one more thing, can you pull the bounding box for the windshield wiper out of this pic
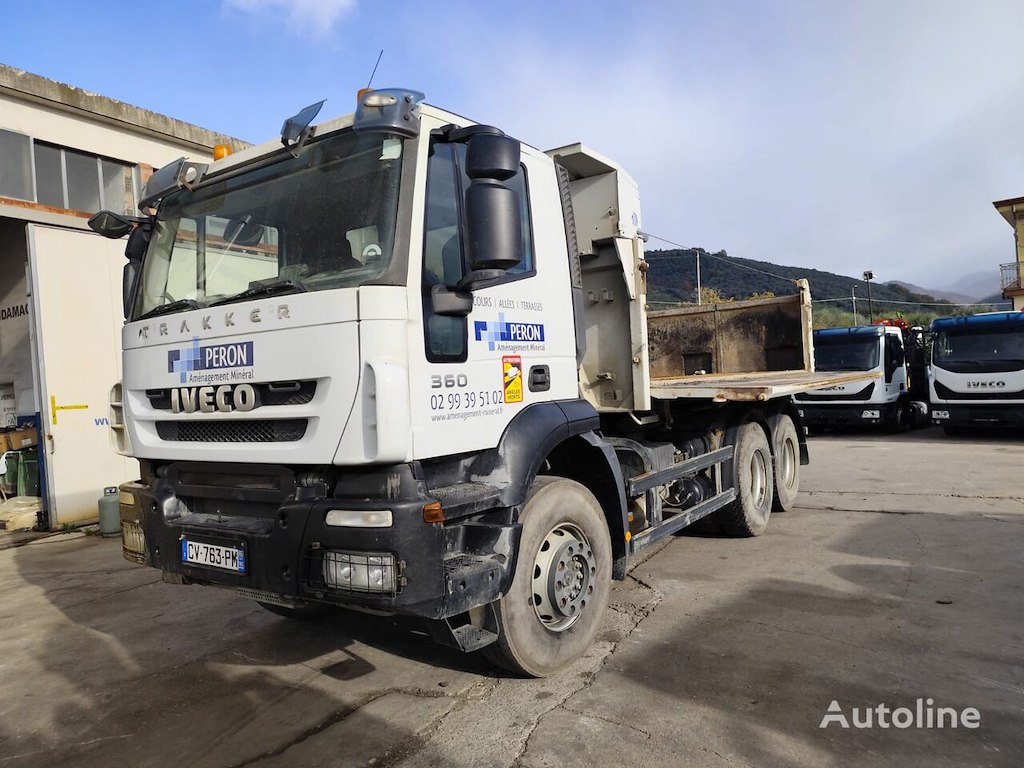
[135,299,201,321]
[208,279,308,307]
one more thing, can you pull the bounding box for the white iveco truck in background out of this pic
[795,323,928,431]
[90,89,868,676]
[929,312,1024,434]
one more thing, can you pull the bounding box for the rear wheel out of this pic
[769,414,800,512]
[715,422,775,537]
[484,477,612,677]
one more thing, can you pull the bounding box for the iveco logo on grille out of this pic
[171,384,256,413]
[168,338,255,384]
[966,380,1007,389]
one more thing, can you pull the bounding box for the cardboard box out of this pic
[0,427,38,452]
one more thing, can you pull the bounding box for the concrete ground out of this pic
[1,426,1021,768]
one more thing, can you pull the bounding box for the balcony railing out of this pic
[1000,261,1024,293]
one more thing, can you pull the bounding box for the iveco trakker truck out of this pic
[90,89,870,676]
[929,312,1024,433]
[795,322,928,431]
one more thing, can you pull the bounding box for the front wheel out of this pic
[484,477,612,677]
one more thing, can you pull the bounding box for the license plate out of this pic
[181,538,246,573]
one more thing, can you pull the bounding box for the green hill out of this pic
[643,247,1007,327]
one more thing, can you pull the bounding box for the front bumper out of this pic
[931,405,1024,429]
[797,403,897,427]
[120,462,517,620]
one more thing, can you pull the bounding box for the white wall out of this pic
[0,94,215,169]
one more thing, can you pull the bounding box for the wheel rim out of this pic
[780,436,797,490]
[531,522,596,632]
[749,449,768,513]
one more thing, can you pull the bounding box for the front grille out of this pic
[157,419,307,443]
[933,381,1024,401]
[796,382,875,402]
[146,380,317,410]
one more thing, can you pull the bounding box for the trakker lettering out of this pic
[171,384,256,414]
[137,304,290,340]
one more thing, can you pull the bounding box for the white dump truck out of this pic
[91,89,869,676]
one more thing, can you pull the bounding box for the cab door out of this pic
[408,134,577,460]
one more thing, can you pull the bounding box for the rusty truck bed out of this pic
[649,370,878,402]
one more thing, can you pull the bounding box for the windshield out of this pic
[813,336,880,371]
[133,130,404,320]
[933,323,1024,373]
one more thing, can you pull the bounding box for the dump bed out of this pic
[646,281,875,402]
[649,369,878,402]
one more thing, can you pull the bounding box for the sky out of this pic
[4,0,1023,294]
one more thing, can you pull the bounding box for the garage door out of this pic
[27,224,138,528]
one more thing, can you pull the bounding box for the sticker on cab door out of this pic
[503,356,523,403]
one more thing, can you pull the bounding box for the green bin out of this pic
[17,448,39,497]
[2,451,19,496]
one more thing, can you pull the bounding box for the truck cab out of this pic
[795,325,919,430]
[929,312,1024,432]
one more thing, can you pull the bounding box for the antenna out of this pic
[366,49,384,89]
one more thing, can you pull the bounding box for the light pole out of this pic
[862,270,874,323]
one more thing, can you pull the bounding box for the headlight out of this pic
[932,410,950,420]
[861,410,881,419]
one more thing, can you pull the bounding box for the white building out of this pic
[0,65,244,529]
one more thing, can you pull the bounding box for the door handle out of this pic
[528,365,550,392]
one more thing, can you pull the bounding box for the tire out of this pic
[889,402,911,433]
[769,414,800,512]
[484,477,612,677]
[715,422,775,537]
[257,600,330,620]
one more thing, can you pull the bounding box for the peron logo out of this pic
[168,338,255,384]
[474,313,545,352]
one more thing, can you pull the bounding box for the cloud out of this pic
[224,0,357,37]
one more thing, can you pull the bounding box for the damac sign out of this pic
[0,303,29,321]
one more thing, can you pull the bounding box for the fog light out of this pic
[325,509,392,528]
[932,410,950,420]
[322,551,397,593]
[861,410,880,419]
[797,409,805,418]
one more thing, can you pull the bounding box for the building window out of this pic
[0,128,135,214]
[0,129,33,202]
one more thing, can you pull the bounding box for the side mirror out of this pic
[88,210,141,239]
[463,134,523,273]
[430,284,473,317]
[121,225,150,320]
